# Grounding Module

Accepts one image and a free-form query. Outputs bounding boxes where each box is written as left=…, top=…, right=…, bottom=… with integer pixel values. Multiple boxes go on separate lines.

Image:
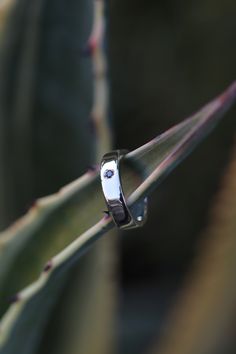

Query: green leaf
left=0, top=82, right=235, bottom=353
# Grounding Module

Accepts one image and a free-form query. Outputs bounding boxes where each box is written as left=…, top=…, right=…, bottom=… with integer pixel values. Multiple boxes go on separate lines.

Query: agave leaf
left=0, top=82, right=235, bottom=353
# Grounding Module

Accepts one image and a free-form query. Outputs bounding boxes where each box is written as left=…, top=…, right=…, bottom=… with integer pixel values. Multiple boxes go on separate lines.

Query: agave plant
left=0, top=81, right=235, bottom=353
left=0, top=0, right=236, bottom=354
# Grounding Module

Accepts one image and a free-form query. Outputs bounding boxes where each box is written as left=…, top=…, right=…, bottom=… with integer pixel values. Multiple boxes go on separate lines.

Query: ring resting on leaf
left=100, top=150, right=148, bottom=229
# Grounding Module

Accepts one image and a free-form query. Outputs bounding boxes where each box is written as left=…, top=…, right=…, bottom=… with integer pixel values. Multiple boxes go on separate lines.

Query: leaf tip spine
left=9, top=293, right=20, bottom=304
left=103, top=210, right=110, bottom=220
left=87, top=164, right=99, bottom=174
left=43, top=260, right=53, bottom=272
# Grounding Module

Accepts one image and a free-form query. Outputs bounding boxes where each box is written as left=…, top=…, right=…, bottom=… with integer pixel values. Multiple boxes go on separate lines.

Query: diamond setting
left=104, top=169, right=114, bottom=179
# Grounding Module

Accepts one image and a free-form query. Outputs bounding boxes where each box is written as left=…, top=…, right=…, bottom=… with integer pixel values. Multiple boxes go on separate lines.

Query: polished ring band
left=100, top=150, right=147, bottom=229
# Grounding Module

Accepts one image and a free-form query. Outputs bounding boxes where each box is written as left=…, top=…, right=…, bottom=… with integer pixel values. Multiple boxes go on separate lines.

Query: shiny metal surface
left=100, top=150, right=147, bottom=229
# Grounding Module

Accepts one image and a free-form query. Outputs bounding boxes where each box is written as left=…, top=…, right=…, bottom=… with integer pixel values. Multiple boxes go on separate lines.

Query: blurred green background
left=0, top=0, right=236, bottom=353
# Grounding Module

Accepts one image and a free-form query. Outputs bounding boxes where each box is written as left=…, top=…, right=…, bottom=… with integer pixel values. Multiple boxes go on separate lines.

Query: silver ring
left=100, top=150, right=147, bottom=229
